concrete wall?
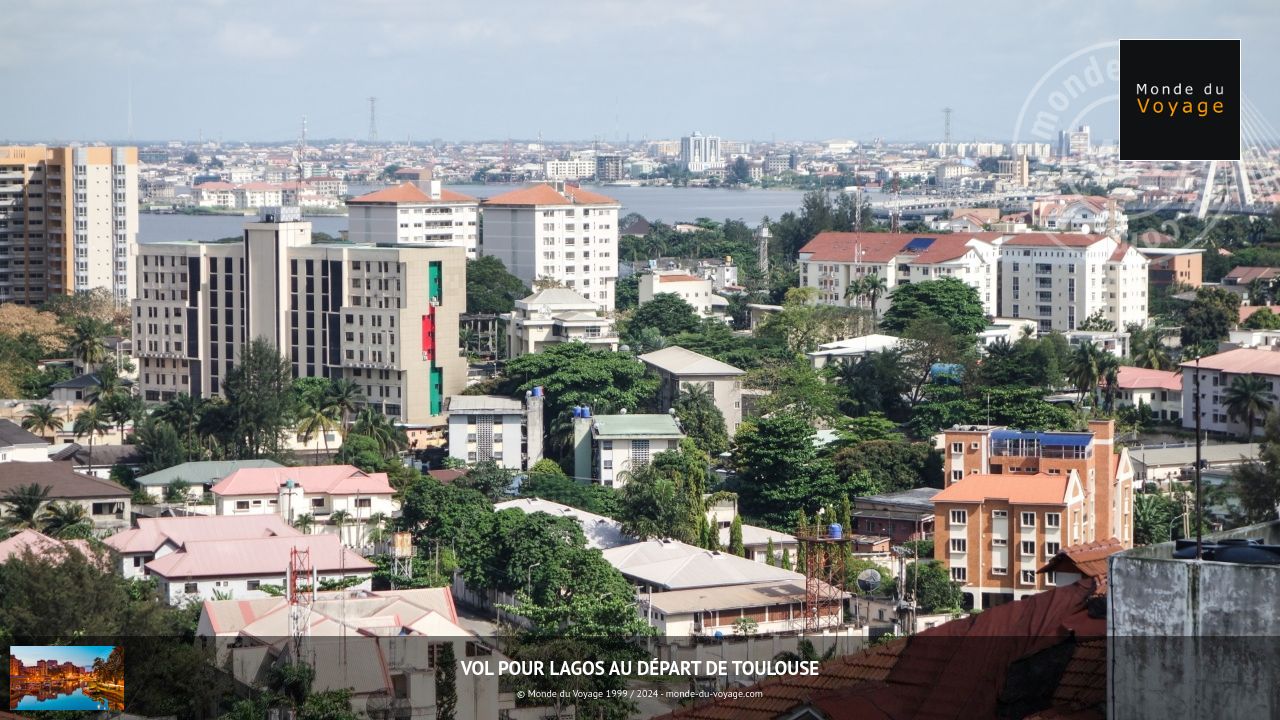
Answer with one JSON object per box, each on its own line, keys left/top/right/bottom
{"left": 1109, "top": 522, "right": 1280, "bottom": 719}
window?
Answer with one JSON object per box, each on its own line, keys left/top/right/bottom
{"left": 1045, "top": 513, "right": 1061, "bottom": 528}
{"left": 311, "top": 498, "right": 324, "bottom": 508}
{"left": 949, "top": 538, "right": 967, "bottom": 553}
{"left": 235, "top": 500, "right": 250, "bottom": 511}
{"left": 950, "top": 442, "right": 963, "bottom": 453}
{"left": 1021, "top": 540, "right": 1036, "bottom": 556}
{"left": 356, "top": 498, "right": 372, "bottom": 508}
{"left": 992, "top": 510, "right": 1008, "bottom": 519}
{"left": 602, "top": 440, "right": 613, "bottom": 450}
{"left": 184, "top": 583, "right": 198, "bottom": 594}
{"left": 1021, "top": 570, "right": 1037, "bottom": 585}
{"left": 992, "top": 566, "right": 1007, "bottom": 575}
{"left": 247, "top": 580, "right": 260, "bottom": 591}
{"left": 949, "top": 509, "right": 967, "bottom": 525}
{"left": 603, "top": 459, "right": 613, "bottom": 470}
{"left": 1045, "top": 541, "right": 1061, "bottom": 557}
{"left": 950, "top": 566, "right": 967, "bottom": 582}
{"left": 132, "top": 556, "right": 143, "bottom": 568}
{"left": 1021, "top": 512, "right": 1036, "bottom": 527}
{"left": 950, "top": 469, "right": 963, "bottom": 482}
{"left": 992, "top": 538, "right": 1007, "bottom": 546}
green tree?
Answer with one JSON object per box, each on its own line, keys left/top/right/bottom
{"left": 68, "top": 317, "right": 110, "bottom": 371}
{"left": 1133, "top": 491, "right": 1181, "bottom": 545}
{"left": 519, "top": 459, "right": 619, "bottom": 516}
{"left": 904, "top": 560, "right": 963, "bottom": 613}
{"left": 299, "top": 689, "right": 359, "bottom": 720}
{"left": 1077, "top": 310, "right": 1116, "bottom": 331}
{"left": 135, "top": 419, "right": 187, "bottom": 475}
{"left": 1223, "top": 374, "right": 1275, "bottom": 438}
{"left": 837, "top": 349, "right": 911, "bottom": 420}
{"left": 72, "top": 404, "right": 110, "bottom": 470}
{"left": 466, "top": 255, "right": 530, "bottom": 314}
{"left": 324, "top": 379, "right": 364, "bottom": 436}
{"left": 1179, "top": 286, "right": 1241, "bottom": 355}
{"left": 435, "top": 642, "right": 457, "bottom": 720}
{"left": 1229, "top": 412, "right": 1280, "bottom": 524}
{"left": 728, "top": 515, "right": 745, "bottom": 556}
{"left": 616, "top": 444, "right": 705, "bottom": 543}
{"left": 615, "top": 274, "right": 640, "bottom": 311}
{"left": 457, "top": 459, "right": 513, "bottom": 500}
{"left": 163, "top": 478, "right": 192, "bottom": 503}
{"left": 154, "top": 393, "right": 204, "bottom": 461}
{"left": 350, "top": 406, "right": 408, "bottom": 456}
{"left": 293, "top": 513, "right": 315, "bottom": 534}
{"left": 223, "top": 338, "right": 295, "bottom": 458}
{"left": 21, "top": 403, "right": 63, "bottom": 441}
{"left": 334, "top": 432, "right": 387, "bottom": 472}
{"left": 749, "top": 358, "right": 843, "bottom": 421}
{"left": 38, "top": 501, "right": 92, "bottom": 538}
{"left": 674, "top": 382, "right": 729, "bottom": 457}
{"left": 880, "top": 277, "right": 988, "bottom": 336}
{"left": 1127, "top": 323, "right": 1175, "bottom": 370}
{"left": 1243, "top": 307, "right": 1280, "bottom": 330}
{"left": 626, "top": 292, "right": 701, "bottom": 341}
{"left": 898, "top": 315, "right": 974, "bottom": 406}
{"left": 833, "top": 440, "right": 943, "bottom": 493}
{"left": 732, "top": 413, "right": 841, "bottom": 528}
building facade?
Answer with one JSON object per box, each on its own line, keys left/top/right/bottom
{"left": 132, "top": 208, "right": 465, "bottom": 429}
{"left": 638, "top": 345, "right": 745, "bottom": 434}
{"left": 679, "top": 133, "right": 723, "bottom": 172}
{"left": 996, "top": 233, "right": 1148, "bottom": 332}
{"left": 346, "top": 182, "right": 480, "bottom": 258}
{"left": 637, "top": 271, "right": 727, "bottom": 320}
{"left": 1180, "top": 348, "right": 1280, "bottom": 438}
{"left": 0, "top": 145, "right": 137, "bottom": 305}
{"left": 503, "top": 287, "right": 618, "bottom": 358}
{"left": 479, "top": 183, "right": 620, "bottom": 310}
{"left": 445, "top": 393, "right": 544, "bottom": 470}
{"left": 571, "top": 412, "right": 684, "bottom": 487}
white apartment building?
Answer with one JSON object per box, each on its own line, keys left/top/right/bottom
{"left": 1030, "top": 195, "right": 1127, "bottom": 236}
{"left": 797, "top": 232, "right": 1000, "bottom": 317}
{"left": 544, "top": 158, "right": 597, "bottom": 181}
{"left": 996, "top": 233, "right": 1148, "bottom": 333}
{"left": 638, "top": 270, "right": 727, "bottom": 319}
{"left": 571, "top": 412, "right": 685, "bottom": 488}
{"left": 445, "top": 392, "right": 544, "bottom": 470}
{"left": 1114, "top": 366, "right": 1182, "bottom": 422}
{"left": 0, "top": 146, "right": 137, "bottom": 305}
{"left": 1181, "top": 348, "right": 1280, "bottom": 438}
{"left": 503, "top": 287, "right": 618, "bottom": 359}
{"left": 132, "top": 207, "right": 466, "bottom": 430}
{"left": 480, "top": 182, "right": 620, "bottom": 310}
{"left": 679, "top": 132, "right": 724, "bottom": 172}
{"left": 347, "top": 181, "right": 480, "bottom": 258}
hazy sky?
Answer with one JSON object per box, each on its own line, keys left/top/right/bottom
{"left": 2, "top": 0, "right": 1277, "bottom": 144}
{"left": 11, "top": 645, "right": 114, "bottom": 668}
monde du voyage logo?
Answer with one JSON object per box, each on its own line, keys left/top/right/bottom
{"left": 1120, "top": 39, "right": 1240, "bottom": 161}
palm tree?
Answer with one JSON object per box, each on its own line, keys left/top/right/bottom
{"left": 365, "top": 512, "right": 389, "bottom": 546}
{"left": 861, "top": 273, "right": 888, "bottom": 323}
{"left": 21, "top": 403, "right": 63, "bottom": 441}
{"left": 1128, "top": 323, "right": 1174, "bottom": 371}
{"left": 329, "top": 510, "right": 351, "bottom": 545}
{"left": 98, "top": 391, "right": 141, "bottom": 441}
{"left": 1068, "top": 342, "right": 1107, "bottom": 406}
{"left": 1223, "top": 374, "right": 1275, "bottom": 438}
{"left": 86, "top": 362, "right": 122, "bottom": 405}
{"left": 352, "top": 407, "right": 407, "bottom": 455}
{"left": 39, "top": 501, "right": 92, "bottom": 539}
{"left": 844, "top": 276, "right": 866, "bottom": 309}
{"left": 68, "top": 319, "right": 109, "bottom": 373}
{"left": 324, "top": 379, "right": 364, "bottom": 436}
{"left": 73, "top": 405, "right": 110, "bottom": 471}
{"left": 293, "top": 513, "right": 315, "bottom": 535}
{"left": 0, "top": 483, "right": 51, "bottom": 534}
{"left": 1101, "top": 357, "right": 1121, "bottom": 412}
{"left": 296, "top": 401, "right": 340, "bottom": 461}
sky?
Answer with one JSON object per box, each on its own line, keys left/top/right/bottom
{"left": 11, "top": 645, "right": 115, "bottom": 669}
{"left": 1, "top": 0, "right": 1278, "bottom": 144}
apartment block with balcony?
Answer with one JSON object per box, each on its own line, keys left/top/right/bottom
{"left": 939, "top": 419, "right": 1133, "bottom": 556}
{"left": 933, "top": 471, "right": 1086, "bottom": 609}
{"left": 0, "top": 145, "right": 136, "bottom": 305}
{"left": 132, "top": 207, "right": 465, "bottom": 430}
{"left": 1180, "top": 348, "right": 1280, "bottom": 438}
{"left": 503, "top": 287, "right": 618, "bottom": 358}
{"left": 479, "top": 182, "right": 620, "bottom": 310}
{"left": 347, "top": 181, "right": 480, "bottom": 258}
{"left": 797, "top": 232, "right": 1000, "bottom": 316}
{"left": 995, "top": 233, "right": 1148, "bottom": 333}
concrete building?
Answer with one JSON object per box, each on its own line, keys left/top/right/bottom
{"left": 444, "top": 392, "right": 544, "bottom": 470}
{"left": 1110, "top": 520, "right": 1280, "bottom": 720}
{"left": 346, "top": 182, "right": 480, "bottom": 258}
{"left": 479, "top": 183, "right": 621, "bottom": 310}
{"left": 1138, "top": 247, "right": 1203, "bottom": 288}
{"left": 595, "top": 154, "right": 624, "bottom": 182}
{"left": 939, "top": 419, "right": 1133, "bottom": 558}
{"left": 105, "top": 514, "right": 302, "bottom": 580}
{"left": 572, "top": 411, "right": 684, "bottom": 487}
{"left": 638, "top": 345, "right": 745, "bottom": 435}
{"left": 1113, "top": 366, "right": 1182, "bottom": 421}
{"left": 1028, "top": 195, "right": 1126, "bottom": 236}
{"left": 807, "top": 334, "right": 903, "bottom": 369}
{"left": 544, "top": 157, "right": 596, "bottom": 181}
{"left": 1058, "top": 125, "right": 1091, "bottom": 157}
{"left": 133, "top": 459, "right": 283, "bottom": 501}
{"left": 133, "top": 207, "right": 466, "bottom": 430}
{"left": 797, "top": 232, "right": 1000, "bottom": 317}
{"left": 933, "top": 470, "right": 1089, "bottom": 608}
{"left": 637, "top": 270, "right": 727, "bottom": 320}
{"left": 1128, "top": 442, "right": 1258, "bottom": 490}
{"left": 210, "top": 464, "right": 396, "bottom": 544}
{"left": 679, "top": 132, "right": 723, "bottom": 172}
{"left": 503, "top": 287, "right": 618, "bottom": 358}
{"left": 0, "top": 145, "right": 137, "bottom": 305}
{"left": 850, "top": 487, "right": 939, "bottom": 543}
{"left": 1180, "top": 348, "right": 1280, "bottom": 438}
{"left": 995, "top": 233, "right": 1148, "bottom": 332}
{"left": 0, "top": 461, "right": 130, "bottom": 534}
{"left": 0, "top": 420, "right": 51, "bottom": 463}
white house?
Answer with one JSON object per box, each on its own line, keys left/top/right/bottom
{"left": 503, "top": 288, "right": 618, "bottom": 359}
{"left": 571, "top": 411, "right": 685, "bottom": 488}
{"left": 638, "top": 346, "right": 745, "bottom": 434}
{"left": 105, "top": 514, "right": 302, "bottom": 580}
{"left": 638, "top": 271, "right": 728, "bottom": 320}
{"left": 0, "top": 420, "right": 51, "bottom": 463}
{"left": 132, "top": 459, "right": 283, "bottom": 501}
{"left": 1113, "top": 366, "right": 1182, "bottom": 421}
{"left": 1181, "top": 348, "right": 1280, "bottom": 438}
{"left": 0, "top": 462, "right": 131, "bottom": 535}
{"left": 210, "top": 464, "right": 397, "bottom": 544}
{"left": 445, "top": 393, "right": 544, "bottom": 470}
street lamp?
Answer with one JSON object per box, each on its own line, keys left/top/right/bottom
{"left": 525, "top": 562, "right": 542, "bottom": 593}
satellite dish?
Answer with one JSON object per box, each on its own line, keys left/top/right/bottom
{"left": 857, "top": 568, "right": 882, "bottom": 593}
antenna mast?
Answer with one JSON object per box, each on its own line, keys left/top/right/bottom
{"left": 942, "top": 107, "right": 953, "bottom": 146}
{"left": 368, "top": 96, "right": 378, "bottom": 143}
{"left": 288, "top": 546, "right": 317, "bottom": 664}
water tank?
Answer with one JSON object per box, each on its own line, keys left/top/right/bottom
{"left": 532, "top": 386, "right": 544, "bottom": 397}
{"left": 828, "top": 523, "right": 844, "bottom": 539}
{"left": 582, "top": 406, "right": 592, "bottom": 418}
{"left": 572, "top": 406, "right": 582, "bottom": 418}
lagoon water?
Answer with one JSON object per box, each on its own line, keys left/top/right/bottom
{"left": 13, "top": 686, "right": 109, "bottom": 710}
{"left": 139, "top": 184, "right": 817, "bottom": 244}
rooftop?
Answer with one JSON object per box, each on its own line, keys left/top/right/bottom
{"left": 932, "top": 471, "right": 1078, "bottom": 506}
{"left": 854, "top": 487, "right": 941, "bottom": 512}
{"left": 211, "top": 464, "right": 393, "bottom": 497}
{"left": 602, "top": 539, "right": 802, "bottom": 590}
{"left": 590, "top": 413, "right": 684, "bottom": 439}
{"left": 1180, "top": 347, "right": 1280, "bottom": 376}
{"left": 516, "top": 287, "right": 600, "bottom": 310}
{"left": 1114, "top": 366, "right": 1182, "bottom": 392}
{"left": 0, "top": 529, "right": 99, "bottom": 565}
{"left": 645, "top": 578, "right": 833, "bottom": 615}
{"left": 347, "top": 182, "right": 476, "bottom": 204}
{"left": 481, "top": 183, "right": 619, "bottom": 207}
{"left": 495, "top": 497, "right": 633, "bottom": 549}
{"left": 798, "top": 232, "right": 998, "bottom": 264}
{"left": 0, "top": 419, "right": 48, "bottom": 448}
{"left": 445, "top": 395, "right": 525, "bottom": 414}
{"left": 1128, "top": 442, "right": 1259, "bottom": 468}
{"left": 146, "top": 533, "right": 373, "bottom": 579}
{"left": 134, "top": 459, "right": 284, "bottom": 488}
{"left": 0, "top": 461, "right": 130, "bottom": 499}
{"left": 106, "top": 514, "right": 301, "bottom": 555}
{"left": 996, "top": 232, "right": 1109, "bottom": 248}
{"left": 48, "top": 443, "right": 141, "bottom": 467}
{"left": 638, "top": 345, "right": 744, "bottom": 377}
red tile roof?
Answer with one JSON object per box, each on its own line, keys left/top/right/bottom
{"left": 1223, "top": 266, "right": 1280, "bottom": 284}
{"left": 798, "top": 232, "right": 997, "bottom": 265}
{"left": 481, "top": 183, "right": 618, "bottom": 206}
{"left": 212, "top": 464, "right": 394, "bottom": 497}
{"left": 1109, "top": 243, "right": 1137, "bottom": 262}
{"left": 932, "top": 472, "right": 1073, "bottom": 505}
{"left": 348, "top": 182, "right": 476, "bottom": 204}
{"left": 1038, "top": 537, "right": 1124, "bottom": 597}
{"left": 1179, "top": 347, "right": 1280, "bottom": 376}
{"left": 997, "top": 233, "right": 1108, "bottom": 248}
{"left": 1114, "top": 366, "right": 1181, "bottom": 392}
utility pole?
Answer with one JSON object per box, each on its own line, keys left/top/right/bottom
{"left": 1194, "top": 357, "right": 1203, "bottom": 560}
{"left": 942, "top": 107, "right": 952, "bottom": 146}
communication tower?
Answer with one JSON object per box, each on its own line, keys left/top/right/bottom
{"left": 794, "top": 523, "right": 850, "bottom": 633}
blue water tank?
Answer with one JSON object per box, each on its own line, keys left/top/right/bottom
{"left": 532, "top": 386, "right": 543, "bottom": 397}
{"left": 572, "top": 406, "right": 582, "bottom": 418}
{"left": 582, "top": 406, "right": 592, "bottom": 418}
{"left": 828, "top": 523, "right": 844, "bottom": 539}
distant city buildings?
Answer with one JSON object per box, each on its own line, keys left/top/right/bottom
{"left": 0, "top": 145, "right": 137, "bottom": 305}
{"left": 1059, "top": 125, "right": 1092, "bottom": 157}
{"left": 679, "top": 132, "right": 724, "bottom": 172}
{"left": 132, "top": 208, "right": 465, "bottom": 430}
{"left": 346, "top": 181, "right": 480, "bottom": 258}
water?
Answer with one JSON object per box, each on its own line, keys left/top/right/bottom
{"left": 139, "top": 184, "right": 815, "bottom": 244}
{"left": 12, "top": 686, "right": 109, "bottom": 710}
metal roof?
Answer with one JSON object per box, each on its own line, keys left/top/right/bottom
{"left": 590, "top": 414, "right": 684, "bottom": 439}
{"left": 445, "top": 395, "right": 524, "bottom": 414}
{"left": 991, "top": 430, "right": 1093, "bottom": 447}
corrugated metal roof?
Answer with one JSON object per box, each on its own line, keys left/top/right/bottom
{"left": 590, "top": 414, "right": 684, "bottom": 439}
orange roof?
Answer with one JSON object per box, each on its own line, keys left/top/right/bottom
{"left": 1115, "top": 365, "right": 1181, "bottom": 392}
{"left": 799, "top": 232, "right": 998, "bottom": 265}
{"left": 1109, "top": 242, "right": 1137, "bottom": 262}
{"left": 998, "top": 232, "right": 1108, "bottom": 248}
{"left": 932, "top": 472, "right": 1072, "bottom": 505}
{"left": 1180, "top": 347, "right": 1280, "bottom": 376}
{"left": 658, "top": 273, "right": 704, "bottom": 283}
{"left": 1239, "top": 305, "right": 1272, "bottom": 323}
{"left": 348, "top": 182, "right": 476, "bottom": 204}
{"left": 481, "top": 183, "right": 618, "bottom": 206}
{"left": 1039, "top": 537, "right": 1124, "bottom": 596}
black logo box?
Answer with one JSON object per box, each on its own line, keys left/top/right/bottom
{"left": 1119, "top": 39, "right": 1240, "bottom": 161}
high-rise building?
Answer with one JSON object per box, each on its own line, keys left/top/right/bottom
{"left": 0, "top": 146, "right": 137, "bottom": 305}
{"left": 1059, "top": 125, "right": 1091, "bottom": 157}
{"left": 132, "top": 207, "right": 465, "bottom": 431}
{"left": 346, "top": 181, "right": 479, "bottom": 258}
{"left": 480, "top": 183, "right": 620, "bottom": 310}
{"left": 595, "top": 154, "right": 624, "bottom": 182}
{"left": 679, "top": 132, "right": 724, "bottom": 172}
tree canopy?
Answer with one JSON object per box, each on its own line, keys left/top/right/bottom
{"left": 466, "top": 256, "right": 529, "bottom": 314}
{"left": 880, "top": 277, "right": 988, "bottom": 336}
{"left": 731, "top": 412, "right": 842, "bottom": 528}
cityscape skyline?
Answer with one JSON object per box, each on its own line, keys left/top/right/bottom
{"left": 10, "top": 646, "right": 114, "bottom": 669}
{"left": 3, "top": 0, "right": 1278, "bottom": 143}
